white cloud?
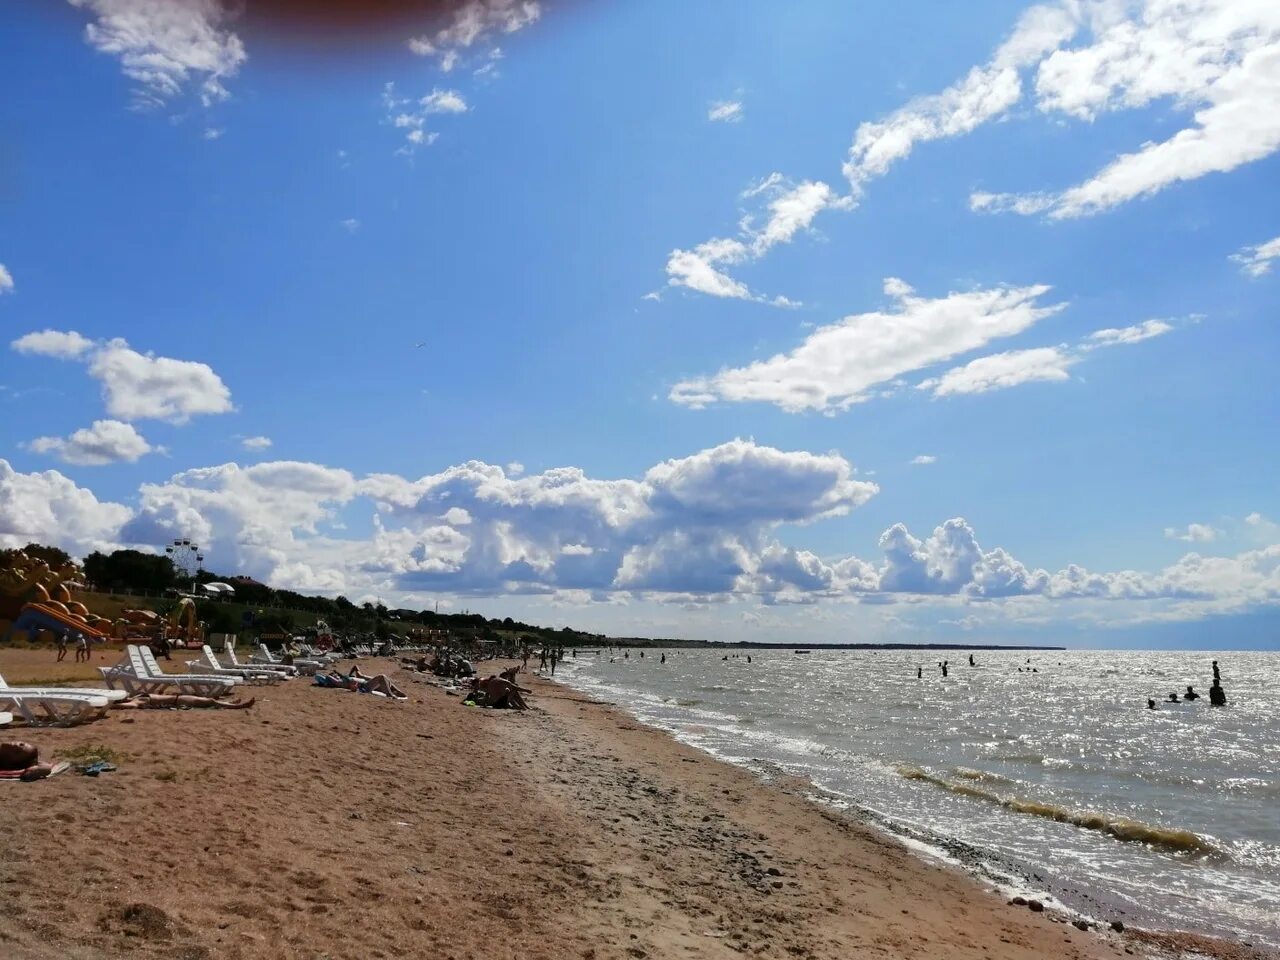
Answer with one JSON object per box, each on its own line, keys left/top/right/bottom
{"left": 25, "top": 419, "right": 154, "bottom": 466}
{"left": 665, "top": 175, "right": 848, "bottom": 302}
{"left": 910, "top": 455, "right": 937, "bottom": 465}
{"left": 0, "top": 459, "right": 132, "bottom": 556}
{"left": 9, "top": 331, "right": 233, "bottom": 424}
{"left": 968, "top": 1, "right": 1280, "bottom": 218}
{"left": 340, "top": 218, "right": 360, "bottom": 233}
{"left": 844, "top": 3, "right": 1079, "bottom": 193}
{"left": 1084, "top": 319, "right": 1174, "bottom": 348}
{"left": 241, "top": 436, "right": 272, "bottom": 450}
{"left": 918, "top": 345, "right": 1076, "bottom": 397}
{"left": 0, "top": 264, "right": 12, "bottom": 294}
{"left": 384, "top": 84, "right": 467, "bottom": 151}
{"left": 1165, "top": 522, "right": 1221, "bottom": 543}
{"left": 68, "top": 0, "right": 247, "bottom": 108}
{"left": 202, "top": 127, "right": 223, "bottom": 140}
{"left": 671, "top": 278, "right": 1064, "bottom": 413}
{"left": 11, "top": 329, "right": 95, "bottom": 359}
{"left": 708, "top": 100, "right": 743, "bottom": 123}
{"left": 421, "top": 89, "right": 469, "bottom": 113}
{"left": 1231, "top": 234, "right": 1280, "bottom": 277}
{"left": 2, "top": 451, "right": 1277, "bottom": 622}
{"left": 87, "top": 339, "right": 233, "bottom": 422}
{"left": 505, "top": 461, "right": 525, "bottom": 476}
{"left": 407, "top": 0, "right": 541, "bottom": 71}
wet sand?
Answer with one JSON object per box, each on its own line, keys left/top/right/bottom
{"left": 0, "top": 647, "right": 1271, "bottom": 960}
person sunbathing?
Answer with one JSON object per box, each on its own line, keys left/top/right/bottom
{"left": 463, "top": 675, "right": 530, "bottom": 710}
{"left": 115, "top": 693, "right": 256, "bottom": 710}
{"left": 0, "top": 741, "right": 55, "bottom": 780}
{"left": 315, "top": 669, "right": 406, "bottom": 699}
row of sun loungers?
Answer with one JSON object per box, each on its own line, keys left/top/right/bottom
{"left": 7, "top": 638, "right": 423, "bottom": 727}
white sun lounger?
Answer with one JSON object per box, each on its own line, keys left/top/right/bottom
{"left": 101, "top": 645, "right": 237, "bottom": 697}
{"left": 0, "top": 690, "right": 110, "bottom": 726}
{"left": 226, "top": 644, "right": 295, "bottom": 677}
{"left": 0, "top": 673, "right": 129, "bottom": 704}
{"left": 137, "top": 646, "right": 241, "bottom": 693}
{"left": 252, "top": 643, "right": 321, "bottom": 675}
{"left": 0, "top": 711, "right": 12, "bottom": 727}
{"left": 188, "top": 646, "right": 281, "bottom": 685}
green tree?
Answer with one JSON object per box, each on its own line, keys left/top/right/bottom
{"left": 83, "top": 550, "right": 177, "bottom": 592}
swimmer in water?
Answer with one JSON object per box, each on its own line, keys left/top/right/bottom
{"left": 917, "top": 666, "right": 922, "bottom": 679}
{"left": 941, "top": 661, "right": 948, "bottom": 678}
{"left": 1147, "top": 698, "right": 1157, "bottom": 710}
{"left": 1167, "top": 691, "right": 1180, "bottom": 702}
{"left": 1184, "top": 685, "right": 1200, "bottom": 701}
{"left": 968, "top": 653, "right": 975, "bottom": 667}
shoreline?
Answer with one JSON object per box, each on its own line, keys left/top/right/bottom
{"left": 0, "top": 647, "right": 1273, "bottom": 960}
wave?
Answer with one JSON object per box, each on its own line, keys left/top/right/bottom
{"left": 897, "top": 766, "right": 1219, "bottom": 856}
{"left": 952, "top": 767, "right": 1016, "bottom": 785}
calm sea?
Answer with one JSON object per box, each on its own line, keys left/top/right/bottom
{"left": 557, "top": 648, "right": 1279, "bottom": 946}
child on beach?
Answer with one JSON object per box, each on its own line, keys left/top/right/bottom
{"left": 56, "top": 633, "right": 68, "bottom": 662}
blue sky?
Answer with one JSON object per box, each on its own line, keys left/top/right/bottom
{"left": 2, "top": 0, "right": 1278, "bottom": 647}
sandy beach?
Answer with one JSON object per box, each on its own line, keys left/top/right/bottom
{"left": 1, "top": 647, "right": 1272, "bottom": 960}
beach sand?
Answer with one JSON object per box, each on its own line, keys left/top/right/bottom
{"left": 0, "top": 647, "right": 1271, "bottom": 960}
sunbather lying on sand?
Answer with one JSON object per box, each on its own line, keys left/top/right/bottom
{"left": 0, "top": 741, "right": 55, "bottom": 780}
{"left": 115, "top": 694, "right": 256, "bottom": 710}
{"left": 315, "top": 670, "right": 407, "bottom": 699}
{"left": 463, "top": 676, "right": 530, "bottom": 710}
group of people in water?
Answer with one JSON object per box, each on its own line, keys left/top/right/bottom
{"left": 1147, "top": 660, "right": 1228, "bottom": 710}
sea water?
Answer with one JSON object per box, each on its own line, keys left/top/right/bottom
{"left": 556, "top": 648, "right": 1280, "bottom": 946}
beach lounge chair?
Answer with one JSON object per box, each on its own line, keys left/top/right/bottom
{"left": 225, "top": 643, "right": 295, "bottom": 677}
{"left": 0, "top": 673, "right": 129, "bottom": 705}
{"left": 188, "top": 646, "right": 281, "bottom": 685}
{"left": 0, "top": 689, "right": 110, "bottom": 726}
{"left": 101, "top": 645, "right": 237, "bottom": 697}
{"left": 0, "top": 711, "right": 12, "bottom": 727}
{"left": 137, "top": 646, "right": 241, "bottom": 694}
{"left": 252, "top": 643, "right": 321, "bottom": 675}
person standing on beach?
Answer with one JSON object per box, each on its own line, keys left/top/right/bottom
{"left": 56, "top": 632, "right": 68, "bottom": 662}
{"left": 539, "top": 648, "right": 547, "bottom": 671}
{"left": 75, "top": 632, "right": 89, "bottom": 663}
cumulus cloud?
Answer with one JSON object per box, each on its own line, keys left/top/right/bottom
{"left": 88, "top": 339, "right": 233, "bottom": 422}
{"left": 671, "top": 278, "right": 1064, "bottom": 412}
{"left": 918, "top": 345, "right": 1076, "bottom": 397}
{"left": 1165, "top": 522, "right": 1221, "bottom": 543}
{"left": 2, "top": 452, "right": 1276, "bottom": 620}
{"left": 0, "top": 459, "right": 132, "bottom": 556}
{"left": 708, "top": 100, "right": 743, "bottom": 123}
{"left": 664, "top": 175, "right": 849, "bottom": 303}
{"left": 9, "top": 331, "right": 233, "bottom": 424}
{"left": 1231, "top": 234, "right": 1280, "bottom": 277}
{"left": 0, "top": 264, "right": 12, "bottom": 294}
{"left": 408, "top": 0, "right": 541, "bottom": 71}
{"left": 25, "top": 419, "right": 155, "bottom": 466}
{"left": 68, "top": 0, "right": 247, "bottom": 108}
{"left": 241, "top": 436, "right": 272, "bottom": 450}
{"left": 11, "top": 329, "right": 95, "bottom": 359}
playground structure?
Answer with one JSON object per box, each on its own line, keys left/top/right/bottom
{"left": 1, "top": 550, "right": 113, "bottom": 642}
{"left": 2, "top": 547, "right": 207, "bottom": 647}
{"left": 111, "top": 598, "right": 206, "bottom": 648}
